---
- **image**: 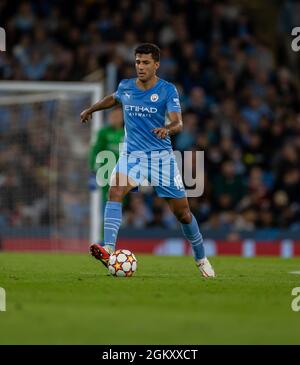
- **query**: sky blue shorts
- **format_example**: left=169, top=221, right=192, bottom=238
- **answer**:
left=112, top=150, right=186, bottom=199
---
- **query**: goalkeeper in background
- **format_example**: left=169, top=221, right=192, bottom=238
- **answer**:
left=89, top=107, right=124, bottom=210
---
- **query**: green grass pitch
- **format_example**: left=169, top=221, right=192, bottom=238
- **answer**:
left=0, top=252, right=300, bottom=344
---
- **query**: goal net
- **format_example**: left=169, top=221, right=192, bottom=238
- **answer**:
left=0, top=82, right=103, bottom=251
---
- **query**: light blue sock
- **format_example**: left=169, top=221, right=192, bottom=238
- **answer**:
left=103, top=201, right=122, bottom=250
left=181, top=214, right=205, bottom=260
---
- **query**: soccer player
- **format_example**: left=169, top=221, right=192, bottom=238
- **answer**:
left=80, top=43, right=215, bottom=277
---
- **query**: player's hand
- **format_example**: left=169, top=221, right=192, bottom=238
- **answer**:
left=80, top=109, right=92, bottom=123
left=152, top=127, right=169, bottom=139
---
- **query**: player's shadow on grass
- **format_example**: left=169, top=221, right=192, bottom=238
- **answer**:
left=105, top=273, right=191, bottom=279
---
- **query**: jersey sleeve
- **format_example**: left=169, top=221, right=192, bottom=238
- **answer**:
left=113, top=80, right=125, bottom=104
left=166, top=84, right=181, bottom=113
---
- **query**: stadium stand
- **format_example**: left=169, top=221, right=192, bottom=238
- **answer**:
left=0, top=0, right=300, bottom=250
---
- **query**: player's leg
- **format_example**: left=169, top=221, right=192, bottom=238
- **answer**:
left=100, top=185, right=109, bottom=240
left=90, top=172, right=137, bottom=267
left=165, top=197, right=215, bottom=277
left=150, top=151, right=214, bottom=276
left=103, top=172, right=136, bottom=250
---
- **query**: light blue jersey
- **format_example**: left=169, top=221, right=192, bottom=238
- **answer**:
left=114, top=78, right=181, bottom=153
left=113, top=77, right=186, bottom=198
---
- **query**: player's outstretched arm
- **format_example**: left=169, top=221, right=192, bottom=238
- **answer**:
left=152, top=111, right=183, bottom=139
left=80, top=94, right=119, bottom=123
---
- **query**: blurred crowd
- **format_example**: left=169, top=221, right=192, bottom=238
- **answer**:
left=0, top=105, right=51, bottom=228
left=0, top=98, right=91, bottom=231
left=1, top=0, right=300, bottom=232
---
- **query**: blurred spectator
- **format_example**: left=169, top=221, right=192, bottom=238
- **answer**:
left=212, top=160, right=246, bottom=210
left=123, top=194, right=151, bottom=228
left=174, top=112, right=198, bottom=151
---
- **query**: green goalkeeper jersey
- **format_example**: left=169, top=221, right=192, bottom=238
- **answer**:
left=89, top=126, right=124, bottom=173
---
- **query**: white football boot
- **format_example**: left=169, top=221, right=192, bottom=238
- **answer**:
left=103, top=245, right=114, bottom=255
left=196, top=257, right=215, bottom=278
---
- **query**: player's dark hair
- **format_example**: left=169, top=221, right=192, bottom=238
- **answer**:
left=134, top=43, right=160, bottom=62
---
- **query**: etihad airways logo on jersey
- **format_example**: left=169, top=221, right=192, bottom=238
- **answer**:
left=125, top=105, right=157, bottom=113
left=124, top=105, right=157, bottom=117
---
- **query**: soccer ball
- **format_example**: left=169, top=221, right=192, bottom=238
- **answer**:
left=108, top=249, right=137, bottom=277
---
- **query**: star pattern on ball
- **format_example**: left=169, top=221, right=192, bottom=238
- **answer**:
left=108, top=249, right=137, bottom=277
left=127, top=255, right=134, bottom=263
left=114, top=261, right=122, bottom=271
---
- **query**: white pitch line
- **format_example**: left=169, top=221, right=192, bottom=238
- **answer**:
left=289, top=271, right=300, bottom=275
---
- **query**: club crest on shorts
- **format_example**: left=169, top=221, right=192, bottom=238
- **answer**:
left=150, top=93, right=159, bottom=102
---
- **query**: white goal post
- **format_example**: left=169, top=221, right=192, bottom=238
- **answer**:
left=0, top=81, right=103, bottom=244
